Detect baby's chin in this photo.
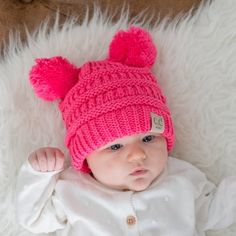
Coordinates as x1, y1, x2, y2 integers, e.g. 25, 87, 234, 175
101, 180, 151, 192
124, 179, 154, 192
93, 175, 155, 192
127, 185, 149, 192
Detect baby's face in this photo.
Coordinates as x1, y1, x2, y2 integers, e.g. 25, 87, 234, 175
86, 132, 168, 192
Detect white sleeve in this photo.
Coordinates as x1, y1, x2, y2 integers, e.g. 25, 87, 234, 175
15, 159, 67, 233
196, 175, 236, 231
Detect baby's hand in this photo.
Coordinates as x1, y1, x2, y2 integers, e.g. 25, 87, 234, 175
28, 147, 65, 172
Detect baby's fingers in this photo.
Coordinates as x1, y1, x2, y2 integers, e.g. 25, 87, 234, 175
46, 150, 56, 172
37, 149, 48, 172
54, 149, 65, 171
28, 147, 64, 172
28, 153, 41, 171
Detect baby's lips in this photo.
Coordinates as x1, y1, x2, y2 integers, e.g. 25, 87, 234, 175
130, 168, 148, 176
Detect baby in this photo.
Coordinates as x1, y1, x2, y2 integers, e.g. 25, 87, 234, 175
16, 27, 236, 236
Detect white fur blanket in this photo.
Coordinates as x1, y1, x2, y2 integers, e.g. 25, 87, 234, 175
1, 0, 236, 235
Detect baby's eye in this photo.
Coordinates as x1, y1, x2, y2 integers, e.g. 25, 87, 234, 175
142, 135, 155, 143
108, 144, 123, 151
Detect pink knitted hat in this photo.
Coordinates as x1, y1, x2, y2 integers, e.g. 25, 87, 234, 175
29, 26, 174, 173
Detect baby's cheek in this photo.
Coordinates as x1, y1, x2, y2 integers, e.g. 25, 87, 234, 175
96, 161, 114, 176
153, 156, 167, 173
104, 162, 121, 177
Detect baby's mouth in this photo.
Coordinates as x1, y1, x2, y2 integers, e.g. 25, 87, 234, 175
130, 169, 148, 176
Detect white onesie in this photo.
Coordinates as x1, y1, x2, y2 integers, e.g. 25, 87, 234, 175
16, 156, 236, 236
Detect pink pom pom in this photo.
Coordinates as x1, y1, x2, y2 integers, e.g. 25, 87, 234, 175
29, 56, 79, 101
108, 26, 157, 68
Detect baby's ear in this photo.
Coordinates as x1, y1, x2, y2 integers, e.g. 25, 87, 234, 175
108, 26, 157, 68
29, 56, 79, 101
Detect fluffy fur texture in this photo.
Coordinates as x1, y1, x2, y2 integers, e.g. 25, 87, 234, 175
0, 0, 236, 235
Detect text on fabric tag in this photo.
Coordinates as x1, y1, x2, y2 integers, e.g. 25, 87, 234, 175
150, 112, 164, 133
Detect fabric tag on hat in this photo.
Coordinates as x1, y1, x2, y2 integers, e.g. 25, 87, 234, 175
150, 112, 164, 133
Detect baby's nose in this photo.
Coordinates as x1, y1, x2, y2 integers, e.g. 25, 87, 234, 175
127, 148, 147, 162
